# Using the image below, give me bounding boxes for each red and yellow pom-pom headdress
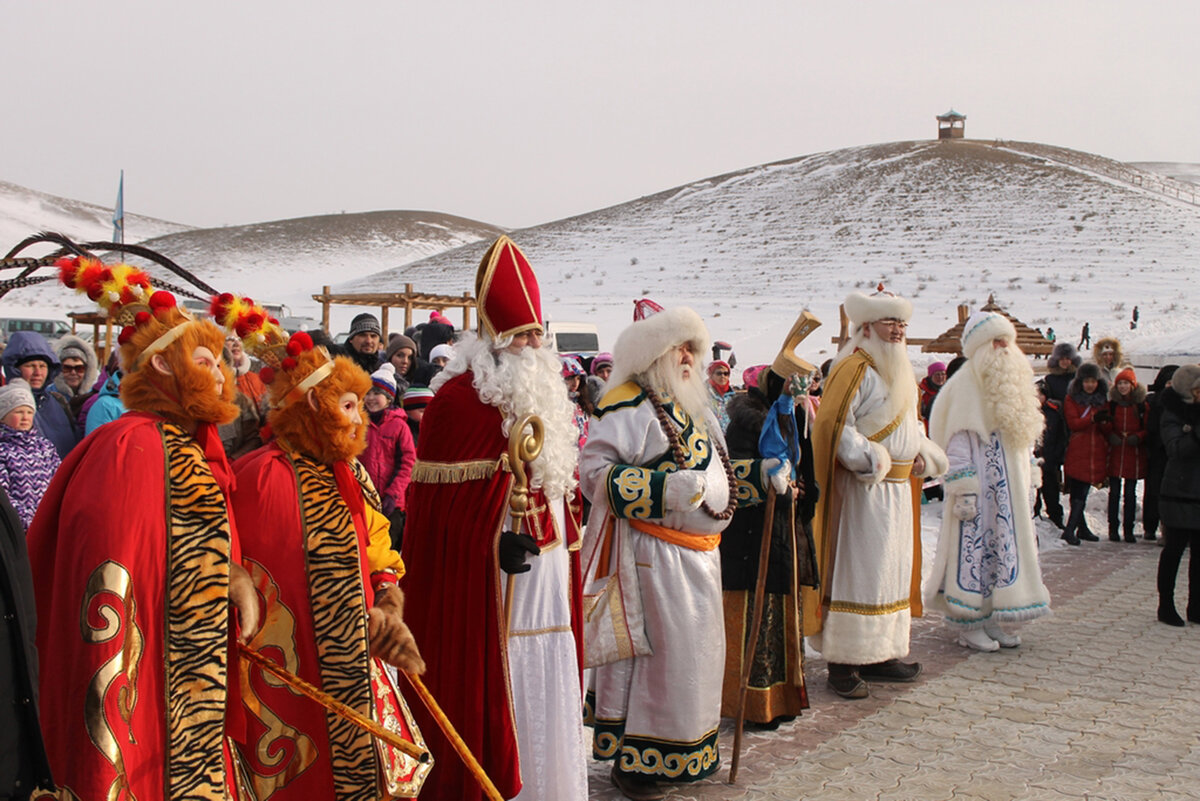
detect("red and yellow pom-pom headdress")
[209,293,336,408]
[57,255,198,372]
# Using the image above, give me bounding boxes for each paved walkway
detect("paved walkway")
[586,538,1200,801]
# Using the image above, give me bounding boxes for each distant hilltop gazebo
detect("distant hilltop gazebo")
[923,295,1052,357]
[936,109,966,140]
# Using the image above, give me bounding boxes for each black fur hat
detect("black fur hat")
[1050,341,1081,367]
[1076,362,1102,381]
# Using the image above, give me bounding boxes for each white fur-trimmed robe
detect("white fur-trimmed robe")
[927,369,1051,628]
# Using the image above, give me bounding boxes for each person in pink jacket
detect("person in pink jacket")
[363,364,416,549]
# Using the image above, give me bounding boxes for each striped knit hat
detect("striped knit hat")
[369,364,398,401]
[402,385,434,411]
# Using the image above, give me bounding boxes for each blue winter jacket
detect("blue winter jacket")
[85,371,126,435]
[1,331,80,457]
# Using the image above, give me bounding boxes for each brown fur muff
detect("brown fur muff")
[268,350,371,465]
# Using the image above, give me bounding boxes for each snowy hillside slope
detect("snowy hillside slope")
[340,140,1200,368]
[0,180,190,252]
[1132,162,1200,188]
[0,204,504,325]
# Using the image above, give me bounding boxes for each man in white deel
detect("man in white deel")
[580,305,780,801]
[804,289,948,700]
[928,311,1052,651]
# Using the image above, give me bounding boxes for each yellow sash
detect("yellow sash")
[628,519,721,552]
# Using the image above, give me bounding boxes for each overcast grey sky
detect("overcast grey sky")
[5,1,1197,230]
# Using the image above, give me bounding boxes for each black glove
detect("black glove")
[1108,433,1123,446]
[499,530,540,574]
[1094,410,1112,425]
[387,509,406,552]
[1125,434,1139,446]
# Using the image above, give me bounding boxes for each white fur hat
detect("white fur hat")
[961,311,1018,359]
[844,291,913,328]
[607,306,710,388]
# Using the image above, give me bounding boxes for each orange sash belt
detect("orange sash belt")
[629,518,721,551]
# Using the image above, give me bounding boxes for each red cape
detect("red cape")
[26,412,243,801]
[402,372,524,801]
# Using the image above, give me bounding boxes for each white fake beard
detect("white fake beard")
[434,332,578,500]
[840,330,919,419]
[640,352,711,434]
[973,344,1044,450]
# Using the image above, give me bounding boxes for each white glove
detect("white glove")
[952,493,978,521]
[665,470,706,512]
[761,458,791,496]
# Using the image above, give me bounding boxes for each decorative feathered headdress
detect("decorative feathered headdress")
[209,293,335,408]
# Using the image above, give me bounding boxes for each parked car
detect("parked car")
[0,317,73,344]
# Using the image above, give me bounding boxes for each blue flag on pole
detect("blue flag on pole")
[112,170,124,243]
[758,391,800,481]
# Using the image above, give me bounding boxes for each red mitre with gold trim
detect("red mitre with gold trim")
[474,235,542,340]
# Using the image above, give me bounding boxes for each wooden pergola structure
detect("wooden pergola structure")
[68,310,114,363]
[312,284,475,338]
[922,294,1053,356]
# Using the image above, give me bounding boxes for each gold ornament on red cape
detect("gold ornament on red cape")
[209,293,334,408]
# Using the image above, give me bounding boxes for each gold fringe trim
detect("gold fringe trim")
[411,455,508,484]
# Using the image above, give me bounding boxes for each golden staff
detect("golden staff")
[403,671,505,801]
[238,643,429,763]
[503,414,544,634]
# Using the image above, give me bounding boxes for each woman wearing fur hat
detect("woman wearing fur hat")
[27,258,260,800]
[1101,367,1149,542]
[1155,364,1200,626]
[1091,337,1127,385]
[1062,362,1110,545]
[225,313,428,800]
[1143,365,1180,541]
[0,379,60,529]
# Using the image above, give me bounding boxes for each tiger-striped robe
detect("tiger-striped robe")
[229,442,428,801]
[27,412,243,801]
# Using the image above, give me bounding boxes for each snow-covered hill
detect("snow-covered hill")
[0,180,190,251]
[1132,162,1200,188]
[339,140,1200,368]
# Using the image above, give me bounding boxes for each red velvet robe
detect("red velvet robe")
[26,413,245,801]
[401,372,581,801]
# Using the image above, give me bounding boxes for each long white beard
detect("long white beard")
[972,344,1044,450]
[639,353,711,433]
[433,332,578,500]
[839,330,918,419]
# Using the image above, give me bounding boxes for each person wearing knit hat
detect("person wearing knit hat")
[222,306,429,799]
[26,255,260,801]
[0,379,60,529]
[586,351,615,408]
[706,359,735,432]
[385,333,436,394]
[429,343,454,369]
[1061,361,1109,545]
[1101,366,1149,542]
[927,311,1051,651]
[362,364,417,548]
[803,290,947,698]
[1155,363,1200,626]
[919,361,947,434]
[1143,365,1181,541]
[400,385,434,442]
[345,312,384,374]
[401,236,588,801]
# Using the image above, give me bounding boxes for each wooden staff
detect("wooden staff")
[403,671,504,801]
[238,643,429,763]
[503,414,544,635]
[729,482,778,784]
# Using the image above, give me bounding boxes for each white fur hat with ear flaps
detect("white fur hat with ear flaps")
[606,306,710,389]
[844,290,913,328]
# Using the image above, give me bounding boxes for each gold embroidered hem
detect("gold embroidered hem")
[828,598,911,616]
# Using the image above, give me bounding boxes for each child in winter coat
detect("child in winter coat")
[363,365,416,550]
[1062,362,1110,545]
[1102,367,1149,542]
[0,380,61,529]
